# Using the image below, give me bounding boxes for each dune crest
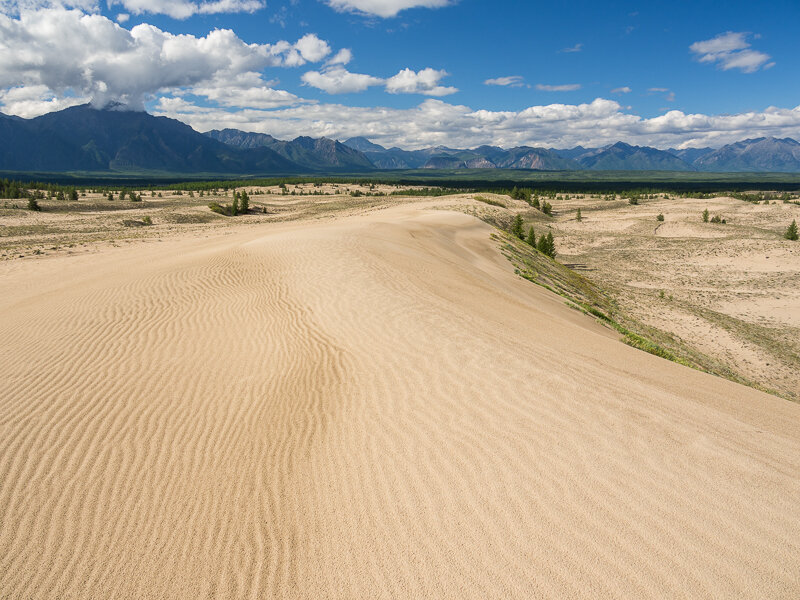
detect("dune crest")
[1,205,798,598]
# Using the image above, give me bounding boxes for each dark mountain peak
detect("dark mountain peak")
[343,136,386,152]
[609,141,634,150]
[694,136,800,172]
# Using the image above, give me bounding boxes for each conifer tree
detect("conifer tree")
[785,219,799,241]
[231,193,239,216]
[240,190,249,213]
[511,214,525,239]
[576,208,582,221]
[702,208,709,223]
[526,226,536,247]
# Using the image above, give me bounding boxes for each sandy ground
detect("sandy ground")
[549,194,800,400]
[1,199,799,599]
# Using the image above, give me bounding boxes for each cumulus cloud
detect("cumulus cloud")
[611,86,631,94]
[153,95,800,151]
[0,84,86,118]
[302,66,383,94]
[326,48,353,66]
[385,68,457,96]
[484,76,525,87]
[536,84,581,92]
[324,0,454,18]
[0,8,329,109]
[690,32,773,73]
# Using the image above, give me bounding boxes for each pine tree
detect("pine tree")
[785,219,799,241]
[526,226,536,247]
[702,208,709,223]
[240,190,249,213]
[107,192,114,201]
[537,231,556,258]
[69,189,78,201]
[511,214,525,239]
[231,193,239,216]
[575,208,582,222]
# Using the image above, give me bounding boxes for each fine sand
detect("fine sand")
[1,203,799,598]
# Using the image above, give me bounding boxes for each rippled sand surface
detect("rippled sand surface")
[1,205,798,598]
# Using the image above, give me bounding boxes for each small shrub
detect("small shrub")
[702,208,709,223]
[628,197,639,205]
[540,200,552,215]
[575,208,582,221]
[208,202,229,216]
[656,213,664,222]
[27,198,41,211]
[474,195,506,208]
[142,216,153,226]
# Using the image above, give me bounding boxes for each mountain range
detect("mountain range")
[1,104,800,174]
[342,137,800,173]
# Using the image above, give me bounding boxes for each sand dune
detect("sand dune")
[1,204,799,598]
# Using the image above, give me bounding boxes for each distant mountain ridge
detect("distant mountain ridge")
[206,129,373,171]
[343,137,800,173]
[0,105,302,174]
[1,105,799,174]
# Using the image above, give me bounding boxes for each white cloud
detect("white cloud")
[560,43,582,53]
[302,66,383,94]
[0,85,87,118]
[610,86,631,94]
[385,68,457,96]
[326,48,353,66]
[536,83,581,92]
[324,0,453,18]
[484,76,525,87]
[293,33,331,63]
[648,87,675,102]
[187,72,307,109]
[116,12,129,22]
[152,96,800,151]
[0,1,265,18]
[690,32,773,73]
[0,8,329,109]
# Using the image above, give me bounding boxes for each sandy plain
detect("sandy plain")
[1,186,799,598]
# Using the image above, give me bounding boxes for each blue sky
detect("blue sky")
[1,0,798,148]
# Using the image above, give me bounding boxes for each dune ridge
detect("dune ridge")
[1,204,799,598]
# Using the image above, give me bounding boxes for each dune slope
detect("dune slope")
[1,205,799,599]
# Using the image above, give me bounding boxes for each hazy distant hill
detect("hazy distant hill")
[667,147,714,164]
[208,129,374,171]
[692,137,800,172]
